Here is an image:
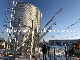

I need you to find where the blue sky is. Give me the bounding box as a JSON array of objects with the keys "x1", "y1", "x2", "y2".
[{"x1": 0, "y1": 0, "x2": 80, "y2": 41}]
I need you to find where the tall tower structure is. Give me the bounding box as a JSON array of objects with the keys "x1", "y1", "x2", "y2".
[{"x1": 13, "y1": 1, "x2": 42, "y2": 46}]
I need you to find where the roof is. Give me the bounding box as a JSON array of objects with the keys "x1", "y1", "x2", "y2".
[
  {"x1": 49, "y1": 39, "x2": 80, "y2": 41},
  {"x1": 0, "y1": 38, "x2": 5, "y2": 40}
]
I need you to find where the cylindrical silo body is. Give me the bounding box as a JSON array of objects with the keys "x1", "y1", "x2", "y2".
[{"x1": 13, "y1": 2, "x2": 42, "y2": 46}]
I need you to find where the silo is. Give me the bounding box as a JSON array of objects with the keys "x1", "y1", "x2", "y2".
[{"x1": 13, "y1": 1, "x2": 42, "y2": 46}]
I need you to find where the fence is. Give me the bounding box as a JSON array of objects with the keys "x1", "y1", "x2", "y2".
[{"x1": 46, "y1": 46, "x2": 78, "y2": 60}]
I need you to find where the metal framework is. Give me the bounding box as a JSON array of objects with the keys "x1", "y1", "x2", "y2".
[{"x1": 2, "y1": 0, "x2": 62, "y2": 59}]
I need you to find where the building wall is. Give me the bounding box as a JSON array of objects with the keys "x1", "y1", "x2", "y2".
[{"x1": 49, "y1": 39, "x2": 78, "y2": 46}]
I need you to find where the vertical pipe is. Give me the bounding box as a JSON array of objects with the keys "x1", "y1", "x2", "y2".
[
  {"x1": 54, "y1": 47, "x2": 55, "y2": 60},
  {"x1": 14, "y1": 17, "x2": 19, "y2": 59},
  {"x1": 38, "y1": 34, "x2": 39, "y2": 51},
  {"x1": 7, "y1": 33, "x2": 9, "y2": 56},
  {"x1": 48, "y1": 47, "x2": 49, "y2": 57},
  {"x1": 33, "y1": 29, "x2": 36, "y2": 54},
  {"x1": 32, "y1": 20, "x2": 33, "y2": 28},
  {"x1": 47, "y1": 46, "x2": 50, "y2": 57},
  {"x1": 65, "y1": 44, "x2": 67, "y2": 60},
  {"x1": 19, "y1": 17, "x2": 22, "y2": 55},
  {"x1": 31, "y1": 20, "x2": 34, "y2": 59},
  {"x1": 24, "y1": 42, "x2": 26, "y2": 55},
  {"x1": 65, "y1": 45, "x2": 66, "y2": 56},
  {"x1": 14, "y1": 37, "x2": 16, "y2": 60}
]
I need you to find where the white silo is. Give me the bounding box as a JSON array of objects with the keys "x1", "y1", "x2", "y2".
[{"x1": 12, "y1": 1, "x2": 42, "y2": 46}]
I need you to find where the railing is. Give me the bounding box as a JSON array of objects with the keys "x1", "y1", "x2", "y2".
[{"x1": 47, "y1": 46, "x2": 78, "y2": 60}]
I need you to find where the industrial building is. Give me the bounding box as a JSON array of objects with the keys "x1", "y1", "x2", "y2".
[{"x1": 49, "y1": 39, "x2": 80, "y2": 46}]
